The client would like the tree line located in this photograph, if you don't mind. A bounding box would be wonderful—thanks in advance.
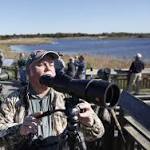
[0,32,150,40]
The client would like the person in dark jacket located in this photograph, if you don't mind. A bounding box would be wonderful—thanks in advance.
[66,57,76,78]
[0,84,4,106]
[54,52,65,73]
[0,51,4,74]
[75,55,86,79]
[127,53,145,94]
[17,52,27,85]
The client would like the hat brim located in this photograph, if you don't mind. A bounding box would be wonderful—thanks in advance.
[42,51,59,60]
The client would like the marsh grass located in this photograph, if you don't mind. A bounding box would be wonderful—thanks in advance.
[0,37,54,45]
[63,54,132,68]
[0,45,19,59]
[0,37,54,59]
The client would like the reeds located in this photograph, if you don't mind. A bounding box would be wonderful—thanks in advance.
[63,54,133,69]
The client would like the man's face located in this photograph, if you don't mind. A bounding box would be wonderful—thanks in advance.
[29,55,56,87]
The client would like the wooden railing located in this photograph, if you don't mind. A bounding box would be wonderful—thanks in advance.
[111,74,150,89]
[86,68,150,90]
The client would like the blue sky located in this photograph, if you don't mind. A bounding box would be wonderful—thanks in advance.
[0,0,150,35]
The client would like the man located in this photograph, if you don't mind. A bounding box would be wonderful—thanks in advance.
[127,53,145,94]
[75,55,86,79]
[17,52,27,85]
[0,50,104,150]
[0,84,4,106]
[54,52,66,73]
[0,50,4,74]
[66,57,76,78]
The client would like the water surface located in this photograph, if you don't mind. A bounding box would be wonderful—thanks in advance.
[10,38,150,62]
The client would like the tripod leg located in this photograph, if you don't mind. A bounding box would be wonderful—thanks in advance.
[67,132,87,150]
[76,132,87,150]
[58,132,70,150]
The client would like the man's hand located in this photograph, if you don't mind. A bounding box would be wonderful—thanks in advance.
[78,102,94,127]
[20,112,43,136]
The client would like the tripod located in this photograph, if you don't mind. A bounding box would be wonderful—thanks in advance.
[58,96,87,150]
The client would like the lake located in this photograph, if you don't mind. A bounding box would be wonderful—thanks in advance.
[10,38,150,62]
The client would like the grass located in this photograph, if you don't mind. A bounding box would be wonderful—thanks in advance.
[65,55,128,69]
[0,37,54,59]
[0,37,150,69]
[0,37,54,45]
[0,44,18,59]
[63,54,150,69]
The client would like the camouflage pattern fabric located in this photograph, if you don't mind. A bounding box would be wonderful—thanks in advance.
[0,86,104,150]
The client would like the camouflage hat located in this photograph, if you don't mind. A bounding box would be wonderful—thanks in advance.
[26,49,59,68]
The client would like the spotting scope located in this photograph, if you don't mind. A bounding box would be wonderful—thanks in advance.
[40,73,120,108]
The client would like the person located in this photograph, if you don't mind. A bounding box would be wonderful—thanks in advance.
[0,51,4,74]
[127,53,145,94]
[0,50,104,150]
[75,55,86,79]
[17,52,27,85]
[74,55,79,71]
[0,84,4,106]
[97,68,111,81]
[65,57,76,78]
[54,52,66,73]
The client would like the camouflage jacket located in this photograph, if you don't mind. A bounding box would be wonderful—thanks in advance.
[0,86,104,150]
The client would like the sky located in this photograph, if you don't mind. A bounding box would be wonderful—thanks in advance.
[0,0,150,35]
